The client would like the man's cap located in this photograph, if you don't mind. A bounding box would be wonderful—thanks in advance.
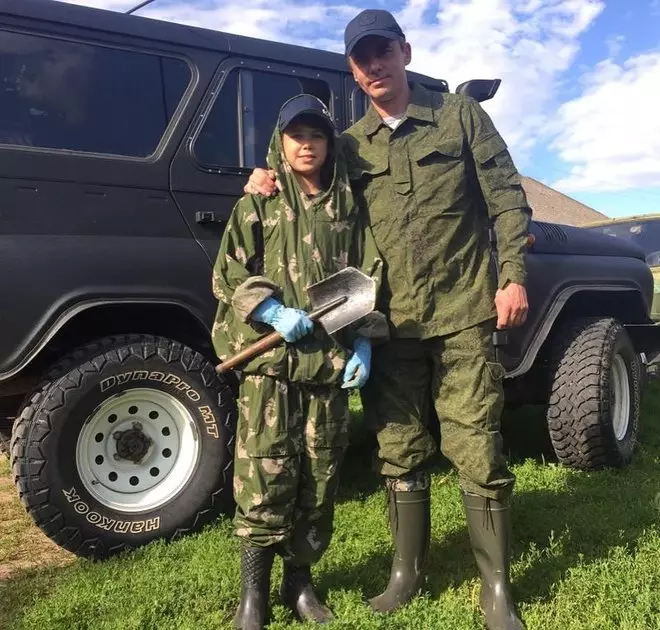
[344,9,405,57]
[278,94,335,135]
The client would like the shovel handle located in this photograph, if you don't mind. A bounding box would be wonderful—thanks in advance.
[216,331,283,374]
[214,295,348,375]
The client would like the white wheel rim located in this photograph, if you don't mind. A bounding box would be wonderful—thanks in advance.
[76,388,200,513]
[611,354,631,441]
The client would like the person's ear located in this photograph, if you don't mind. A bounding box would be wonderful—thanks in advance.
[403,41,412,66]
[347,56,359,82]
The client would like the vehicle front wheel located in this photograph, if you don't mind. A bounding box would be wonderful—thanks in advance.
[546,317,641,470]
[10,335,236,559]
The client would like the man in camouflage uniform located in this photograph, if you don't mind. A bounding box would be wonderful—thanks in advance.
[247,10,531,630]
[213,94,387,629]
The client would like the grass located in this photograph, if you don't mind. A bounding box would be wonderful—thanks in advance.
[1,387,660,629]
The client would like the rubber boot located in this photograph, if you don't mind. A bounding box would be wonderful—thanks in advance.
[279,563,334,624]
[233,546,275,630]
[369,487,431,613]
[462,492,525,630]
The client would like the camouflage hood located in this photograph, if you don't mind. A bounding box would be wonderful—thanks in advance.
[265,118,356,222]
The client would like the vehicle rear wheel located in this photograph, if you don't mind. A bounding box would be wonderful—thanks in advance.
[546,317,641,470]
[10,335,236,559]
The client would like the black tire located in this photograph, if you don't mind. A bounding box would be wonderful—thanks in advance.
[10,335,237,559]
[546,317,641,470]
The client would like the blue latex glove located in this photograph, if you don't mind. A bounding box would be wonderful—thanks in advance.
[342,336,371,389]
[251,297,314,343]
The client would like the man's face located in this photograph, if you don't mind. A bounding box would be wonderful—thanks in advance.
[348,35,411,105]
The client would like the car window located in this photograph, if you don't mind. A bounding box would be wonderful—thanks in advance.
[0,30,190,157]
[194,68,331,169]
[589,221,660,261]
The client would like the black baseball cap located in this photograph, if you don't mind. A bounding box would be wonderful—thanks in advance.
[278,94,335,135]
[344,9,405,57]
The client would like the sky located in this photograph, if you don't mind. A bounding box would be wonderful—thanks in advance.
[58,0,660,218]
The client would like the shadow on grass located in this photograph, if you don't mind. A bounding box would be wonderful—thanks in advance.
[337,403,555,505]
[0,563,76,628]
[328,393,660,608]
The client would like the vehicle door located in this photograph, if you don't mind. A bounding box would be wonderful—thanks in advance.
[170,59,344,263]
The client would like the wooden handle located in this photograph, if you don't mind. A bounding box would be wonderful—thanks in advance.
[216,331,283,373]
[214,295,348,374]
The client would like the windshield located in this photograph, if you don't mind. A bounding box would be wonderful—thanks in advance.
[586,220,660,267]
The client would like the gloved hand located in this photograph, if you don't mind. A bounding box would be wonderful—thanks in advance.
[251,297,314,343]
[341,336,371,389]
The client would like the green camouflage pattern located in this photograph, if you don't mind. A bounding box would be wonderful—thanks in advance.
[211,118,387,384]
[233,375,349,563]
[361,320,515,501]
[341,83,532,339]
[387,470,430,492]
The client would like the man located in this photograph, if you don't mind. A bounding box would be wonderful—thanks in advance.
[246,9,530,630]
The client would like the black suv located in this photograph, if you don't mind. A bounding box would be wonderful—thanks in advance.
[2,0,659,560]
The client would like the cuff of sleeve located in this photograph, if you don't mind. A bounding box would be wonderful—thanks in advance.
[232,276,280,322]
[353,311,390,343]
[498,262,527,289]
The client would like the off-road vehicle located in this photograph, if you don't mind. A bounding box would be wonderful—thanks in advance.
[584,214,660,321]
[2,0,659,560]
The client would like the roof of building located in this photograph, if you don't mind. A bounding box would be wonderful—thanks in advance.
[521,176,608,226]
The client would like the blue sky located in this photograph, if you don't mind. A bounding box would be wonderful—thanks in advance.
[64,0,660,218]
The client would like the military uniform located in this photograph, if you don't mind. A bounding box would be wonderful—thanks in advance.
[339,78,531,627]
[212,111,387,562]
[342,83,530,500]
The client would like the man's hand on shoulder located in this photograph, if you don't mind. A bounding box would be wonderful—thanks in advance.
[244,168,280,197]
[495,283,528,329]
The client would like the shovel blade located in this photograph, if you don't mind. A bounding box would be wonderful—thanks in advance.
[306,267,376,335]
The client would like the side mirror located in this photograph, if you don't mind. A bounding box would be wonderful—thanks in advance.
[455,79,501,102]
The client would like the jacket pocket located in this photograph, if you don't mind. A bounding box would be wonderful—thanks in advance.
[349,152,389,180]
[471,133,508,166]
[471,133,521,188]
[288,331,350,386]
[415,137,464,165]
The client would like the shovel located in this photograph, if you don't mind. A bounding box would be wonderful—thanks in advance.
[215,267,377,374]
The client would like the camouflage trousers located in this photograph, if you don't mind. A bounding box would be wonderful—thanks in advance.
[233,374,350,565]
[361,320,515,501]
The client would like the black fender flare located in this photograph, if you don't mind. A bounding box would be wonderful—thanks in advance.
[506,284,646,379]
[0,298,211,383]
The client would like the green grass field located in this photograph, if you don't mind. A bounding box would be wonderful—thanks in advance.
[1,386,660,630]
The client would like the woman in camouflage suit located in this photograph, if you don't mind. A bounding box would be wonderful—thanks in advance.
[211,94,387,630]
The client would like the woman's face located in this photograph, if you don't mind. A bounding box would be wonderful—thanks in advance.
[281,122,328,177]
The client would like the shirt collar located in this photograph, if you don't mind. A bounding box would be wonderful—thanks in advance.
[362,82,435,137]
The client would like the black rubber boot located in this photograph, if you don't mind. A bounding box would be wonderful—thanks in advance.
[279,563,334,624]
[233,546,275,630]
[462,492,525,630]
[369,487,431,613]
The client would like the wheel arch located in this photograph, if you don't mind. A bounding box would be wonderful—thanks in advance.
[507,286,649,380]
[0,300,215,396]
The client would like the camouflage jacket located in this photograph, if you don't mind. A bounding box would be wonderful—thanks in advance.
[342,83,532,339]
[212,123,387,384]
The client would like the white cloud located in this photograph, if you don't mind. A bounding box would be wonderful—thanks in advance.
[551,52,660,192]
[606,34,625,58]
[395,0,605,163]
[58,0,604,167]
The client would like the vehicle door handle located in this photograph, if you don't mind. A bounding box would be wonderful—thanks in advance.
[196,211,224,225]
